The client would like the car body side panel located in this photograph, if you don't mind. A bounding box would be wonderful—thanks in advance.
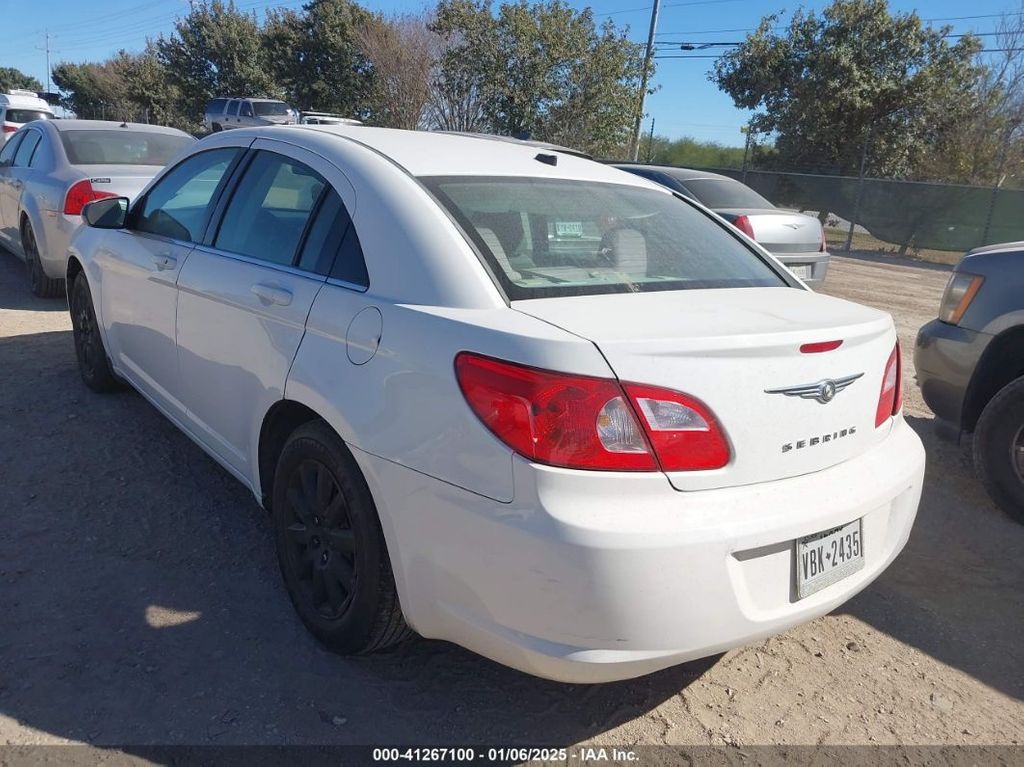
[287,290,617,503]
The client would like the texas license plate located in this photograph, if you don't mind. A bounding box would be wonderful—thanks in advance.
[789,264,813,279]
[795,519,864,599]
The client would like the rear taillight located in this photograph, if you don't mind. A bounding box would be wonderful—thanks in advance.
[732,215,756,239]
[2,125,16,134]
[455,353,730,472]
[621,383,731,471]
[64,179,117,216]
[875,342,903,427]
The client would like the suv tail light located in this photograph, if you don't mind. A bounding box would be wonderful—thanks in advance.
[732,215,756,239]
[64,179,117,216]
[875,342,903,427]
[2,125,16,134]
[455,353,730,472]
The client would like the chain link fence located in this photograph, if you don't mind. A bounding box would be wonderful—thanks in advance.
[696,166,1024,256]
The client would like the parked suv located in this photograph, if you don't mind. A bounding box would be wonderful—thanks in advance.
[1,90,55,143]
[915,242,1024,523]
[204,97,295,132]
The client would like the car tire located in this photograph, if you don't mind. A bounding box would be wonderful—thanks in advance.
[974,376,1024,524]
[22,222,63,299]
[272,420,413,654]
[211,123,222,133]
[70,273,121,393]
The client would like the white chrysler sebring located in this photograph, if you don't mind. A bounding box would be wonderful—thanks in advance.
[66,126,925,683]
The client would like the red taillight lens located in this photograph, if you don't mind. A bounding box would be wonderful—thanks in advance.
[2,125,16,134]
[64,179,118,216]
[732,214,756,239]
[622,383,731,471]
[875,342,903,427]
[455,353,731,472]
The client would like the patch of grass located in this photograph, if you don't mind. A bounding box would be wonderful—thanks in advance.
[825,227,964,265]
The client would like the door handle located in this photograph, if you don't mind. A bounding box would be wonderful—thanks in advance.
[251,283,292,306]
[153,253,177,271]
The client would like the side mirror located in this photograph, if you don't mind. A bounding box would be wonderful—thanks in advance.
[82,196,129,229]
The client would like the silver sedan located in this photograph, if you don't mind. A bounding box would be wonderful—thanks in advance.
[0,119,194,297]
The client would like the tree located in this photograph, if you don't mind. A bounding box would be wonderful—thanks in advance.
[265,0,373,116]
[157,0,278,123]
[357,13,437,129]
[429,0,644,155]
[0,67,43,93]
[711,0,983,178]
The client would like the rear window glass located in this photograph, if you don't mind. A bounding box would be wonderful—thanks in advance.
[422,176,787,299]
[679,177,773,209]
[207,98,227,112]
[60,130,192,166]
[4,109,51,124]
[253,101,290,116]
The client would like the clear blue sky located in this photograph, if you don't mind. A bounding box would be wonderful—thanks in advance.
[5,0,1018,145]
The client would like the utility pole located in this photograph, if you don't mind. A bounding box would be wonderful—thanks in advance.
[36,31,54,95]
[628,0,661,162]
[740,122,753,183]
[646,118,655,163]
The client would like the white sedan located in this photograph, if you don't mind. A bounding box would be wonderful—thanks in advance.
[65,126,925,683]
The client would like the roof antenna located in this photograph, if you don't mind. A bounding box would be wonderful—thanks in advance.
[535,153,557,166]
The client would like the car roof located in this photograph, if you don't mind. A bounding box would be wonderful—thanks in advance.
[46,119,192,137]
[438,131,592,159]
[265,125,645,184]
[615,163,737,183]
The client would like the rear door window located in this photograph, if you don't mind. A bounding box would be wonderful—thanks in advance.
[214,150,326,268]
[227,100,240,117]
[13,131,41,167]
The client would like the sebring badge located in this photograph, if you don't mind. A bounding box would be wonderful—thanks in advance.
[764,373,863,405]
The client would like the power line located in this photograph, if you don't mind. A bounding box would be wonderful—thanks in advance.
[597,0,740,18]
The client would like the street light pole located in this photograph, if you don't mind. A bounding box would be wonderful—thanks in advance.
[628,0,661,162]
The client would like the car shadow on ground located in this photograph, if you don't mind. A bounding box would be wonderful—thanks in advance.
[0,329,713,747]
[840,415,1024,703]
[0,247,66,312]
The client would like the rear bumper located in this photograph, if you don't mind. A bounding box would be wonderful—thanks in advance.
[356,416,924,683]
[914,319,990,430]
[38,214,79,280]
[774,251,831,287]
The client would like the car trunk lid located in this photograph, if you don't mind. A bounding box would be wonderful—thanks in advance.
[513,287,897,491]
[716,208,823,254]
[75,164,162,205]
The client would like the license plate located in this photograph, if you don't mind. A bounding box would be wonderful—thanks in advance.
[789,264,812,279]
[795,519,864,599]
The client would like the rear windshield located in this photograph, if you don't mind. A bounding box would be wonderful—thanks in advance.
[4,109,51,124]
[422,176,787,299]
[253,101,290,116]
[679,177,773,209]
[60,130,193,166]
[207,98,227,112]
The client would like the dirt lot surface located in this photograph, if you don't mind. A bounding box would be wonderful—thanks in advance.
[1,250,1022,752]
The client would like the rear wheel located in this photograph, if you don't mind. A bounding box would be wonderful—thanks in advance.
[974,376,1024,524]
[22,222,63,298]
[70,273,121,392]
[272,421,412,653]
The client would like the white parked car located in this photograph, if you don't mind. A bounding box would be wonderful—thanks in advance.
[0,119,194,296]
[66,126,925,683]
[1,90,54,143]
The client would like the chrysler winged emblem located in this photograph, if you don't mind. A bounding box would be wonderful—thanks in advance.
[764,373,863,404]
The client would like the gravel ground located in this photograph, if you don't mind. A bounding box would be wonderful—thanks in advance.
[0,249,1022,752]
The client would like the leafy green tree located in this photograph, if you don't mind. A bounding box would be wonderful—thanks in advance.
[265,0,373,116]
[157,0,278,123]
[711,0,983,178]
[430,0,645,156]
[0,67,43,93]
